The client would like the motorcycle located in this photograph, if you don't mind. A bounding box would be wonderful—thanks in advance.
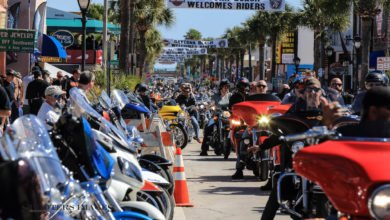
[159,101,189,149]
[282,123,390,220]
[203,98,232,158]
[69,88,172,220]
[231,94,290,179]
[107,90,175,195]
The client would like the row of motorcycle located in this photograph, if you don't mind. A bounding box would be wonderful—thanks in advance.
[228,94,390,219]
[0,88,180,220]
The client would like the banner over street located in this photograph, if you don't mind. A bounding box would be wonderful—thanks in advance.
[167,0,285,11]
[163,39,228,48]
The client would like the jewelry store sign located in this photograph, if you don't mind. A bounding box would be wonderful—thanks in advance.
[0,29,37,52]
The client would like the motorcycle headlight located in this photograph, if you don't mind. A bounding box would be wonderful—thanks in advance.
[291,141,305,154]
[211,106,216,111]
[258,115,270,125]
[231,119,241,126]
[222,111,231,118]
[200,104,205,109]
[369,184,390,219]
[117,157,143,183]
[243,138,251,145]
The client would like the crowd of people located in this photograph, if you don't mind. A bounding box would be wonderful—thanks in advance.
[0,65,95,133]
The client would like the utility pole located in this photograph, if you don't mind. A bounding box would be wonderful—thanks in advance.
[103,0,109,95]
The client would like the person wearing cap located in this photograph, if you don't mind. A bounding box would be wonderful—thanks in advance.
[63,68,81,98]
[37,86,65,129]
[260,78,329,220]
[282,77,305,104]
[25,70,50,115]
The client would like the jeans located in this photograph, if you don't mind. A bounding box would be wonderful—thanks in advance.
[190,116,200,139]
[201,119,215,151]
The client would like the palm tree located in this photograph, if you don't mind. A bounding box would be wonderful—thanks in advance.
[301,0,352,79]
[144,28,164,73]
[119,0,130,72]
[134,0,175,76]
[183,29,202,77]
[224,27,246,79]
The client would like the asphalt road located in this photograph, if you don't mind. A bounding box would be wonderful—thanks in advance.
[173,141,290,220]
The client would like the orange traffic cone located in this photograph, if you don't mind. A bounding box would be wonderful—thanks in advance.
[173,147,194,207]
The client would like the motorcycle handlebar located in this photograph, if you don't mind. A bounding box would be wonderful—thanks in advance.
[279,126,338,142]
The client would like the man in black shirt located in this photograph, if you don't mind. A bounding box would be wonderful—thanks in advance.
[229,77,250,109]
[25,70,50,115]
[52,71,64,86]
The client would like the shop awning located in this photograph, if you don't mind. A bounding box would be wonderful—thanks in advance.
[41,34,67,59]
[46,18,121,34]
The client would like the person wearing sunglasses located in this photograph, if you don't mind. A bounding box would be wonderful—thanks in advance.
[351,72,389,115]
[261,77,329,220]
[255,80,268,94]
[37,86,65,129]
[326,77,345,106]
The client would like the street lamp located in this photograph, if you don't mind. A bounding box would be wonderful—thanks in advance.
[78,0,91,71]
[293,56,300,75]
[353,36,361,91]
[326,46,334,80]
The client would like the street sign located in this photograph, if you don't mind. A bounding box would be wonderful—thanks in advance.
[377,57,390,71]
[110,60,119,69]
[52,30,74,48]
[0,29,37,52]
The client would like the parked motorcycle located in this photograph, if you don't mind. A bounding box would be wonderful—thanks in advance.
[159,101,189,149]
[70,88,174,220]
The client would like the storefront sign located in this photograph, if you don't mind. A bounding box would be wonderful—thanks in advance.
[52,30,74,48]
[377,57,390,71]
[163,39,228,48]
[40,56,65,63]
[0,29,37,52]
[168,0,285,11]
[66,49,103,65]
[281,32,295,64]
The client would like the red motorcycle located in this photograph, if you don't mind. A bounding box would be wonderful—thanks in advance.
[283,126,390,219]
[230,94,291,179]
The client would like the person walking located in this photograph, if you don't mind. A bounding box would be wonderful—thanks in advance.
[13,71,23,118]
[2,69,17,122]
[26,70,50,115]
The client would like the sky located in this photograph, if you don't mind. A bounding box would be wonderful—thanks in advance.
[47,0,302,39]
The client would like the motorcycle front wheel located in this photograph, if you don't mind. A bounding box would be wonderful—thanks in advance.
[169,123,188,149]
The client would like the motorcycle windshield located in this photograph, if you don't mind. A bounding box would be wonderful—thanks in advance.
[112,89,150,114]
[69,88,102,120]
[12,115,67,193]
[99,90,113,110]
[111,89,129,109]
[69,88,135,153]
